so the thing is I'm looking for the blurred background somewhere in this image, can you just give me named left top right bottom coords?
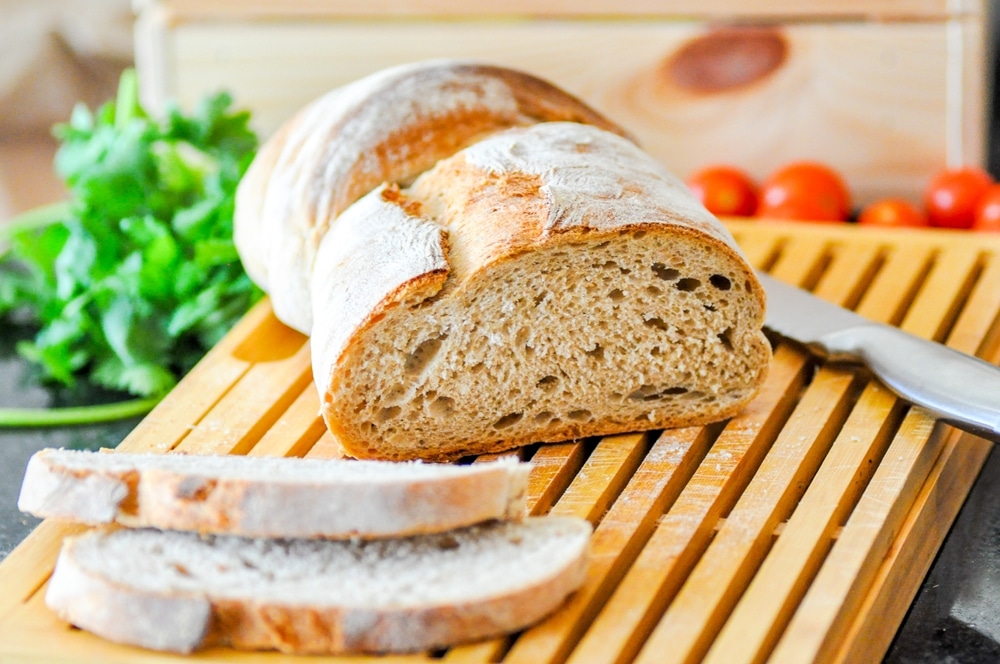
left=1, top=0, right=997, bottom=224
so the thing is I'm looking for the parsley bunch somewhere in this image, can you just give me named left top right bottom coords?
left=0, top=70, right=261, bottom=424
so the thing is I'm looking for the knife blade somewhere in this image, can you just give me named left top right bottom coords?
left=757, top=271, right=1000, bottom=442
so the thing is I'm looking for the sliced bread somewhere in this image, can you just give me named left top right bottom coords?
left=309, top=122, right=771, bottom=461
left=45, top=517, right=592, bottom=654
left=18, top=448, right=531, bottom=538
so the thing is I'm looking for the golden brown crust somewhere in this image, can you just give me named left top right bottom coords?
left=235, top=60, right=629, bottom=333
left=313, top=123, right=770, bottom=461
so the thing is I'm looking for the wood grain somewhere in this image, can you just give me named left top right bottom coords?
left=135, top=13, right=985, bottom=206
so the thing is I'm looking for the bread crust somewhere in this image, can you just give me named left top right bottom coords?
left=235, top=60, right=628, bottom=333
left=311, top=123, right=770, bottom=460
left=19, top=448, right=532, bottom=538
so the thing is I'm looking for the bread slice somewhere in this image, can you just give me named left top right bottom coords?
left=310, top=122, right=771, bottom=461
left=234, top=59, right=627, bottom=333
left=45, top=518, right=591, bottom=654
left=18, top=448, right=531, bottom=538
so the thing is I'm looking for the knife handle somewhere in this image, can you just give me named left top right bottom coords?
left=821, top=324, right=1000, bottom=442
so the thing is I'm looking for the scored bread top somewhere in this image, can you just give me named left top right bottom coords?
left=234, top=59, right=628, bottom=333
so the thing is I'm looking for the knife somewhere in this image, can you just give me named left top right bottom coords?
left=757, top=271, right=1000, bottom=442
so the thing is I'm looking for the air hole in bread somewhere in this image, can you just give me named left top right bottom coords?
left=628, top=385, right=689, bottom=401
left=405, top=334, right=448, bottom=376
left=633, top=230, right=647, bottom=240
left=608, top=288, right=625, bottom=302
left=704, top=303, right=717, bottom=312
left=652, top=263, right=680, bottom=281
left=710, top=274, right=733, bottom=290
left=430, top=396, right=455, bottom=416
left=469, top=362, right=485, bottom=373
left=537, top=375, right=559, bottom=391
left=377, top=406, right=401, bottom=422
left=585, top=344, right=604, bottom=360
left=718, top=327, right=734, bottom=350
left=567, top=409, right=592, bottom=421
left=515, top=327, right=530, bottom=348
left=644, top=317, right=670, bottom=331
left=534, top=411, right=554, bottom=423
left=646, top=286, right=663, bottom=296
left=676, top=278, right=701, bottom=292
left=494, top=412, right=524, bottom=429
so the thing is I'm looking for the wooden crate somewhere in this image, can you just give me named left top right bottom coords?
left=133, top=0, right=989, bottom=206
left=1, top=220, right=999, bottom=663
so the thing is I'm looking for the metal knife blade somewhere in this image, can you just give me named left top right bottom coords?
left=757, top=271, right=1000, bottom=442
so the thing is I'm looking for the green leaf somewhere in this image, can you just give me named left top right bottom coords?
left=1, top=67, right=261, bottom=411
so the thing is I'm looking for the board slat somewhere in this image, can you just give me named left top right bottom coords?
left=2, top=222, right=999, bottom=663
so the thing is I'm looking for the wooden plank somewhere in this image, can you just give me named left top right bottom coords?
left=768, top=246, right=986, bottom=664
left=504, top=426, right=714, bottom=664
left=525, top=441, right=589, bottom=516
left=828, top=252, right=1000, bottom=663
left=303, top=431, right=347, bottom=459
left=172, top=342, right=313, bottom=456
left=247, top=382, right=326, bottom=458
left=141, top=0, right=977, bottom=20
left=564, top=344, right=809, bottom=664
left=767, top=236, right=834, bottom=287
left=704, top=380, right=903, bottom=664
left=834, top=430, right=992, bottom=664
left=0, top=522, right=86, bottom=621
left=0, top=626, right=431, bottom=663
left=548, top=433, right=650, bottom=524
left=137, top=18, right=983, bottom=204
left=632, top=365, right=859, bottom=664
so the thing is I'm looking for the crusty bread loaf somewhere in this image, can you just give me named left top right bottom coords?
left=309, top=122, right=770, bottom=461
left=234, top=59, right=628, bottom=333
left=45, top=518, right=591, bottom=655
left=18, top=448, right=530, bottom=538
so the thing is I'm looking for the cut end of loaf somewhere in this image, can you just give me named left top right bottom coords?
left=326, top=228, right=769, bottom=461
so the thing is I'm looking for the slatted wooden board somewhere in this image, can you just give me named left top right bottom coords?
left=1, top=220, right=999, bottom=663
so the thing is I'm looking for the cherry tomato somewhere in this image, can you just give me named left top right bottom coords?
left=923, top=166, right=993, bottom=229
left=756, top=161, right=852, bottom=222
left=857, top=198, right=927, bottom=229
left=973, top=184, right=1000, bottom=232
left=685, top=166, right=759, bottom=217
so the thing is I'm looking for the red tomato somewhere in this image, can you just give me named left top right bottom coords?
left=857, top=198, right=927, bottom=229
left=756, top=161, right=852, bottom=222
left=923, top=166, right=993, bottom=229
left=973, top=184, right=1000, bottom=232
left=685, top=166, right=759, bottom=217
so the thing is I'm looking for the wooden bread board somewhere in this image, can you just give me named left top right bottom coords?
left=135, top=0, right=988, bottom=207
left=1, top=220, right=999, bottom=663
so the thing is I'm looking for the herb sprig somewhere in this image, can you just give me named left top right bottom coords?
left=0, top=70, right=261, bottom=425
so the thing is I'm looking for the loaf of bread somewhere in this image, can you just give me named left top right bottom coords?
left=234, top=59, right=628, bottom=333
left=236, top=61, right=771, bottom=462
left=45, top=518, right=591, bottom=655
left=18, top=448, right=530, bottom=538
